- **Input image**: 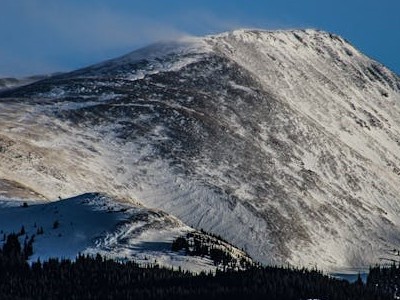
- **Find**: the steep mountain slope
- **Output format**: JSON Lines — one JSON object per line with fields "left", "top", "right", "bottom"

{"left": 0, "top": 29, "right": 399, "bottom": 270}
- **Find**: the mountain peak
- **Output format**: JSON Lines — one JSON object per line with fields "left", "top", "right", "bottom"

{"left": 205, "top": 28, "right": 355, "bottom": 58}
{"left": 207, "top": 28, "right": 347, "bottom": 44}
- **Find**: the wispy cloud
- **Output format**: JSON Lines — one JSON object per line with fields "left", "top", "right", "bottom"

{"left": 0, "top": 0, "right": 290, "bottom": 77}
{"left": 0, "top": 0, "right": 190, "bottom": 76}
{"left": 48, "top": 6, "right": 185, "bottom": 48}
{"left": 173, "top": 9, "right": 291, "bottom": 35}
{"left": 10, "top": 1, "right": 188, "bottom": 52}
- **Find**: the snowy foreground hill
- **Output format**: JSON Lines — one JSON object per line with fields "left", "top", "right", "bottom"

{"left": 0, "top": 193, "right": 251, "bottom": 272}
{"left": 0, "top": 29, "right": 400, "bottom": 271}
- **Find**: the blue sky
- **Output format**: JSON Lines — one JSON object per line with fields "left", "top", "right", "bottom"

{"left": 1, "top": 0, "right": 399, "bottom": 77}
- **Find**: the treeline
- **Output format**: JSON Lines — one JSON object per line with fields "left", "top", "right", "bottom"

{"left": 0, "top": 233, "right": 392, "bottom": 300}
{"left": 367, "top": 263, "right": 400, "bottom": 298}
{"left": 171, "top": 231, "right": 253, "bottom": 269}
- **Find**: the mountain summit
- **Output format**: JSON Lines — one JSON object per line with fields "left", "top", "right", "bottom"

{"left": 0, "top": 29, "right": 400, "bottom": 270}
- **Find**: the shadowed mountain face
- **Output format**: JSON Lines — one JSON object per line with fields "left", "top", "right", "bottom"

{"left": 0, "top": 29, "right": 400, "bottom": 270}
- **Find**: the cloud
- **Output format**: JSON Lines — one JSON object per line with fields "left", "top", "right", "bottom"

{"left": 14, "top": 1, "right": 187, "bottom": 52}
{"left": 0, "top": 0, "right": 291, "bottom": 77}
{"left": 173, "top": 9, "right": 291, "bottom": 35}
{"left": 0, "top": 0, "right": 189, "bottom": 76}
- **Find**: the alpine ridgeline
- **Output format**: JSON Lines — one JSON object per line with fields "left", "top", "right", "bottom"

{"left": 1, "top": 29, "right": 400, "bottom": 271}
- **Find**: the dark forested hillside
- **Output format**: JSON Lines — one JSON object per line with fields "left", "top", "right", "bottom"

{"left": 0, "top": 234, "right": 391, "bottom": 300}
{"left": 367, "top": 263, "right": 400, "bottom": 299}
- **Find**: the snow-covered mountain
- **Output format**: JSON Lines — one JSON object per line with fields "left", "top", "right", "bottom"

{"left": 0, "top": 29, "right": 399, "bottom": 271}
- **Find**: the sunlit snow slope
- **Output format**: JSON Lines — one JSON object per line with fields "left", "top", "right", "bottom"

{"left": 0, "top": 29, "right": 400, "bottom": 270}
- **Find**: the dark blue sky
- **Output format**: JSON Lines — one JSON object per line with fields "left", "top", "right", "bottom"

{"left": 1, "top": 0, "right": 399, "bottom": 77}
